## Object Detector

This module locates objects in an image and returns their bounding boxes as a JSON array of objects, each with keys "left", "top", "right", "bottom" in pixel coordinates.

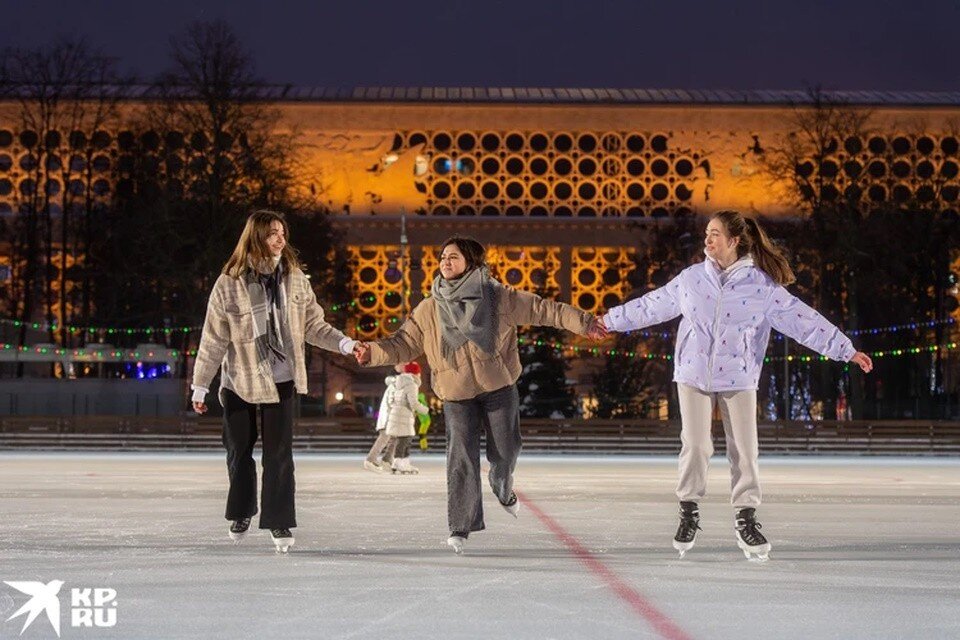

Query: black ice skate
[
  {"left": 500, "top": 492, "right": 520, "bottom": 518},
  {"left": 270, "top": 528, "right": 295, "bottom": 554},
  {"left": 672, "top": 501, "right": 701, "bottom": 558},
  {"left": 228, "top": 517, "right": 251, "bottom": 544},
  {"left": 734, "top": 508, "right": 771, "bottom": 561}
]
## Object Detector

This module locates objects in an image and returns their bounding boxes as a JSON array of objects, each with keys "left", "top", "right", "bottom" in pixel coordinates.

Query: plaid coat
[{"left": 192, "top": 268, "right": 350, "bottom": 404}]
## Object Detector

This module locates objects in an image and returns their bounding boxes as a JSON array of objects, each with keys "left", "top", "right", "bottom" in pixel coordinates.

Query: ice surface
[{"left": 0, "top": 452, "right": 958, "bottom": 639}]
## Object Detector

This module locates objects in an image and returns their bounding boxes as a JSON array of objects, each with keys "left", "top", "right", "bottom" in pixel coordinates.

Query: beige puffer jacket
[{"left": 367, "top": 285, "right": 592, "bottom": 401}]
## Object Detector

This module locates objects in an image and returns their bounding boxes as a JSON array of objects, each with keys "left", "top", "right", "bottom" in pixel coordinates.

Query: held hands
[
  {"left": 353, "top": 341, "right": 371, "bottom": 365},
  {"left": 850, "top": 351, "right": 873, "bottom": 373},
  {"left": 192, "top": 401, "right": 207, "bottom": 415},
  {"left": 586, "top": 315, "right": 609, "bottom": 341}
]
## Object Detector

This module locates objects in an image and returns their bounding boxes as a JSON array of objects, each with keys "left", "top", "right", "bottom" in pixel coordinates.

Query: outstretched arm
[
  {"left": 765, "top": 286, "right": 871, "bottom": 372},
  {"left": 602, "top": 274, "right": 682, "bottom": 333},
  {"left": 362, "top": 310, "right": 427, "bottom": 367},
  {"left": 501, "top": 287, "right": 594, "bottom": 336}
]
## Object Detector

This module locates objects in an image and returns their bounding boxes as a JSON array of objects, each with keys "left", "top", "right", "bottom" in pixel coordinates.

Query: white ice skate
[
  {"left": 228, "top": 517, "right": 251, "bottom": 544},
  {"left": 271, "top": 528, "right": 295, "bottom": 554},
  {"left": 734, "top": 508, "right": 770, "bottom": 562},
  {"left": 395, "top": 458, "right": 419, "bottom": 475},
  {"left": 363, "top": 459, "right": 384, "bottom": 473},
  {"left": 447, "top": 533, "right": 467, "bottom": 554}
]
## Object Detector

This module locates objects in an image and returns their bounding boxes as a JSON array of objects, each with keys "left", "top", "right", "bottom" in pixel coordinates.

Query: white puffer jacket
[
  {"left": 374, "top": 375, "right": 398, "bottom": 432},
  {"left": 602, "top": 255, "right": 857, "bottom": 393},
  {"left": 385, "top": 373, "right": 429, "bottom": 437}
]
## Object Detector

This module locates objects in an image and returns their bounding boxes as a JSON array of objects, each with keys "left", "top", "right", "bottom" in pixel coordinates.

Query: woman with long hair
[
  {"left": 191, "top": 210, "right": 360, "bottom": 553},
  {"left": 602, "top": 210, "right": 873, "bottom": 561},
  {"left": 356, "top": 235, "right": 606, "bottom": 554}
]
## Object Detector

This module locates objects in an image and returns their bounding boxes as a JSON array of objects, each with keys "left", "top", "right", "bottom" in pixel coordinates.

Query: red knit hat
[{"left": 403, "top": 362, "right": 421, "bottom": 375}]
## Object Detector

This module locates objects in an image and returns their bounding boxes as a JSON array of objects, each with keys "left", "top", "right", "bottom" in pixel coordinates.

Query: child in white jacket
[
  {"left": 363, "top": 365, "right": 403, "bottom": 473},
  {"left": 603, "top": 210, "right": 873, "bottom": 561},
  {"left": 384, "top": 362, "right": 430, "bottom": 474}
]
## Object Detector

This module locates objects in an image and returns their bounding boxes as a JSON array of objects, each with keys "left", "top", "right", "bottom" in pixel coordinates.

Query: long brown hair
[
  {"left": 222, "top": 210, "right": 299, "bottom": 278},
  {"left": 712, "top": 210, "right": 795, "bottom": 286}
]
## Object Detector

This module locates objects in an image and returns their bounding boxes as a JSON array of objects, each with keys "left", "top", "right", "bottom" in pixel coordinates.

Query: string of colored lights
[
  {"left": 515, "top": 337, "right": 960, "bottom": 362},
  {"left": 0, "top": 299, "right": 360, "bottom": 335},
  {"left": 2, "top": 313, "right": 954, "bottom": 339},
  {"left": 0, "top": 318, "right": 199, "bottom": 335},
  {"left": 0, "top": 343, "right": 181, "bottom": 358}
]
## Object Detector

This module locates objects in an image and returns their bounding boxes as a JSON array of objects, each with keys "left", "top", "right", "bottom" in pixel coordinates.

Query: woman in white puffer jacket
[
  {"left": 385, "top": 362, "right": 430, "bottom": 474},
  {"left": 602, "top": 210, "right": 873, "bottom": 561}
]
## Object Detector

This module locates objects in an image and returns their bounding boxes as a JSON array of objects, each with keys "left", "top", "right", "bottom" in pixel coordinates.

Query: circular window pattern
[
  {"left": 432, "top": 181, "right": 452, "bottom": 199},
  {"left": 505, "top": 132, "right": 525, "bottom": 152},
  {"left": 505, "top": 181, "right": 525, "bottom": 200},
  {"left": 553, "top": 156, "right": 573, "bottom": 176},
  {"left": 456, "top": 132, "right": 476, "bottom": 152},
  {"left": 432, "top": 132, "right": 452, "bottom": 151},
  {"left": 529, "top": 133, "right": 549, "bottom": 152},
  {"left": 480, "top": 156, "right": 500, "bottom": 175},
  {"left": 481, "top": 132, "right": 500, "bottom": 152}
]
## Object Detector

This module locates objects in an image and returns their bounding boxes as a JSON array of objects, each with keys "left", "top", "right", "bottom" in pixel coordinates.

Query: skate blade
[
  {"left": 672, "top": 538, "right": 696, "bottom": 558},
  {"left": 738, "top": 541, "right": 771, "bottom": 562},
  {"left": 272, "top": 539, "right": 295, "bottom": 554},
  {"left": 446, "top": 537, "right": 465, "bottom": 555},
  {"left": 228, "top": 531, "right": 247, "bottom": 544}
]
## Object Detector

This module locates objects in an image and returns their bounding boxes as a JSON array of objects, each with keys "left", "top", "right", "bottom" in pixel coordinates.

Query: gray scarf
[
  {"left": 431, "top": 267, "right": 499, "bottom": 361},
  {"left": 244, "top": 258, "right": 286, "bottom": 377}
]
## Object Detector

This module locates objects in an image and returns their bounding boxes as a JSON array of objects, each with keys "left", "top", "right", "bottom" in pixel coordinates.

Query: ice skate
[
  {"left": 734, "top": 508, "right": 771, "bottom": 562},
  {"left": 228, "top": 517, "right": 251, "bottom": 544},
  {"left": 500, "top": 491, "right": 520, "bottom": 518},
  {"left": 271, "top": 528, "right": 295, "bottom": 554},
  {"left": 394, "top": 457, "right": 419, "bottom": 475},
  {"left": 363, "top": 459, "right": 383, "bottom": 473},
  {"left": 447, "top": 531, "right": 468, "bottom": 554},
  {"left": 672, "top": 501, "right": 701, "bottom": 558}
]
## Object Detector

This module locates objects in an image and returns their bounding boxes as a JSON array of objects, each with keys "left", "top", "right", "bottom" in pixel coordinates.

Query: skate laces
[
  {"left": 736, "top": 516, "right": 766, "bottom": 545},
  {"left": 677, "top": 513, "right": 701, "bottom": 539},
  {"left": 271, "top": 528, "right": 292, "bottom": 538}
]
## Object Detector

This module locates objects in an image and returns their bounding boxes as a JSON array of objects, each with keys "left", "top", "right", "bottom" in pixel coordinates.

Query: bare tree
[
  {"left": 760, "top": 88, "right": 960, "bottom": 417},
  {"left": 86, "top": 21, "right": 351, "bottom": 374},
  {"left": 1, "top": 38, "right": 130, "bottom": 362}
]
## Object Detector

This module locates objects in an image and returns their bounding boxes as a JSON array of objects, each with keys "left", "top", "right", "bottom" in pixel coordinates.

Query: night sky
[{"left": 7, "top": 0, "right": 960, "bottom": 91}]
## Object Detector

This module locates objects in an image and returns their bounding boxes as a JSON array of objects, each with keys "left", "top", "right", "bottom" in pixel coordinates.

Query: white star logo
[{"left": 4, "top": 580, "right": 64, "bottom": 637}]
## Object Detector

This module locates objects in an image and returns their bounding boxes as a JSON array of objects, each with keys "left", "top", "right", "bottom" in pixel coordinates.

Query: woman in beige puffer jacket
[{"left": 356, "top": 235, "right": 606, "bottom": 554}]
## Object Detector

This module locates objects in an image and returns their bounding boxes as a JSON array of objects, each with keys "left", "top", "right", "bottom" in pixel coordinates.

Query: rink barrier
[{"left": 1, "top": 416, "right": 960, "bottom": 455}]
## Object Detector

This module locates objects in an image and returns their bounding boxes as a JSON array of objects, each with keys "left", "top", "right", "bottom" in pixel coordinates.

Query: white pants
[{"left": 675, "top": 383, "right": 760, "bottom": 508}]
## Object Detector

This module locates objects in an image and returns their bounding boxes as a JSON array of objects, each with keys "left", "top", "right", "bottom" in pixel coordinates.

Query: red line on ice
[{"left": 516, "top": 490, "right": 693, "bottom": 640}]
